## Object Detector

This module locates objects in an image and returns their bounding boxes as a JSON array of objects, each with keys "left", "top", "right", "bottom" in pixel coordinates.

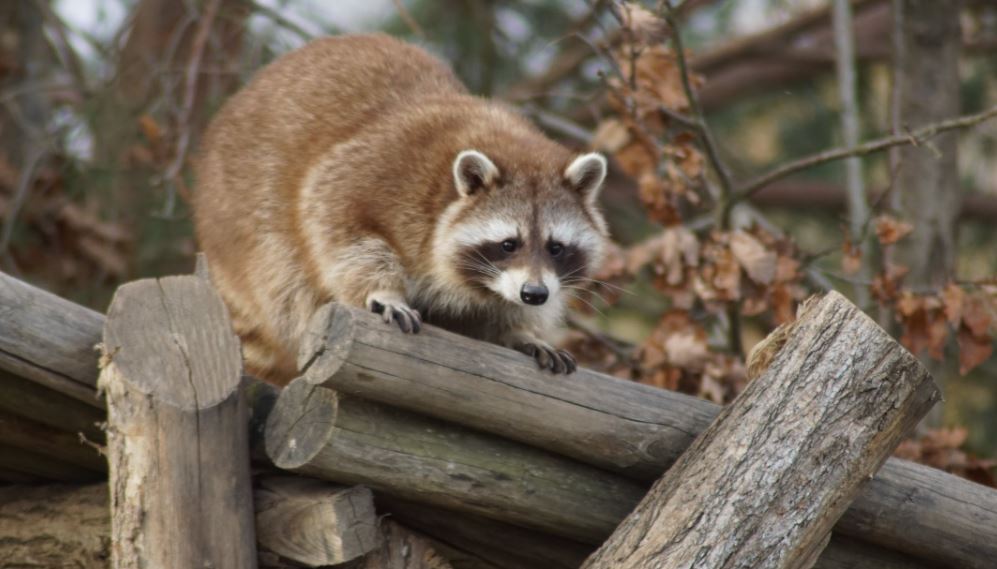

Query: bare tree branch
[{"left": 733, "top": 104, "right": 997, "bottom": 202}]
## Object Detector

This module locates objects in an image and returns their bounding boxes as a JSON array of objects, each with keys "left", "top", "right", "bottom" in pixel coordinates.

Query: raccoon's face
[{"left": 435, "top": 149, "right": 608, "bottom": 311}]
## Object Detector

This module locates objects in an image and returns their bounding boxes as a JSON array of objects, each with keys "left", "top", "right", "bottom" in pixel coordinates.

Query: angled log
[
  {"left": 378, "top": 497, "right": 592, "bottom": 569},
  {"left": 100, "top": 276, "right": 257, "bottom": 569},
  {"left": 0, "top": 272, "right": 994, "bottom": 568},
  {"left": 582, "top": 293, "right": 938, "bottom": 569},
  {"left": 255, "top": 475, "right": 380, "bottom": 566},
  {"left": 0, "top": 367, "right": 104, "bottom": 441},
  {"left": 265, "top": 378, "right": 646, "bottom": 543}
]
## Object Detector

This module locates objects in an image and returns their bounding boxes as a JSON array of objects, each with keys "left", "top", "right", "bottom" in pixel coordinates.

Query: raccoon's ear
[
  {"left": 453, "top": 150, "right": 500, "bottom": 197},
  {"left": 564, "top": 153, "right": 607, "bottom": 205}
]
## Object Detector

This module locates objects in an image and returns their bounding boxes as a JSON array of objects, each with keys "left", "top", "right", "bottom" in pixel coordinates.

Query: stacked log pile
[{"left": 0, "top": 268, "right": 995, "bottom": 568}]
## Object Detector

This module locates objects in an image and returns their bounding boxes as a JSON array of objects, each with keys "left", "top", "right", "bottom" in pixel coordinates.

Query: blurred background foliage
[{"left": 1, "top": 0, "right": 995, "bottom": 478}]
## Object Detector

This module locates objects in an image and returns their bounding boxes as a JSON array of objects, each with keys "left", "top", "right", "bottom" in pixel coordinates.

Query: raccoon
[{"left": 193, "top": 34, "right": 609, "bottom": 385}]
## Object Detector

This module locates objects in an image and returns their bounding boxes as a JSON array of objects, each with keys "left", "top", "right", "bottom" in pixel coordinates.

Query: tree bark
[
  {"left": 265, "top": 378, "right": 646, "bottom": 543},
  {"left": 255, "top": 475, "right": 380, "bottom": 566},
  {"left": 100, "top": 276, "right": 257, "bottom": 569},
  {"left": 351, "top": 521, "right": 455, "bottom": 569},
  {"left": 582, "top": 292, "right": 937, "bottom": 568}
]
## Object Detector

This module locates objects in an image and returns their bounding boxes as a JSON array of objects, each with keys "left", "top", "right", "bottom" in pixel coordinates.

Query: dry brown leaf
[
  {"left": 591, "top": 119, "right": 631, "bottom": 154},
  {"left": 621, "top": 2, "right": 669, "bottom": 45},
  {"left": 961, "top": 293, "right": 993, "bottom": 337},
  {"left": 875, "top": 215, "right": 914, "bottom": 246},
  {"left": 957, "top": 325, "right": 992, "bottom": 375},
  {"left": 942, "top": 283, "right": 965, "bottom": 326},
  {"left": 841, "top": 238, "right": 862, "bottom": 275},
  {"left": 730, "top": 230, "right": 777, "bottom": 285}
]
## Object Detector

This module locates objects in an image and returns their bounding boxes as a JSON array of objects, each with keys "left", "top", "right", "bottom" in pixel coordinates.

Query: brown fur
[{"left": 194, "top": 34, "right": 606, "bottom": 384}]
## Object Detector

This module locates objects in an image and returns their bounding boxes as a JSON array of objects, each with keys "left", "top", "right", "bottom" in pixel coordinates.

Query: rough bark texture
[
  {"left": 582, "top": 292, "right": 938, "bottom": 569},
  {"left": 255, "top": 476, "right": 380, "bottom": 566},
  {"left": 350, "top": 520, "right": 454, "bottom": 569},
  {"left": 378, "top": 497, "right": 592, "bottom": 569},
  {"left": 100, "top": 276, "right": 257, "bottom": 569},
  {"left": 0, "top": 483, "right": 110, "bottom": 569},
  {"left": 0, "top": 272, "right": 995, "bottom": 568},
  {"left": 265, "top": 379, "right": 646, "bottom": 543}
]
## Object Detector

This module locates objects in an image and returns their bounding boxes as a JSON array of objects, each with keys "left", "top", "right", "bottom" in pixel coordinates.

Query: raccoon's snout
[{"left": 520, "top": 283, "right": 549, "bottom": 305}]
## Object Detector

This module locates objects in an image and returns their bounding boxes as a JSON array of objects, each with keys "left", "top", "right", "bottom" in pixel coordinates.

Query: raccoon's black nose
[{"left": 521, "top": 283, "right": 549, "bottom": 305}]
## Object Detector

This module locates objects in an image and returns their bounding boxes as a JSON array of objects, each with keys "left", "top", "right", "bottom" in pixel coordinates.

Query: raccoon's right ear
[{"left": 453, "top": 150, "right": 499, "bottom": 197}]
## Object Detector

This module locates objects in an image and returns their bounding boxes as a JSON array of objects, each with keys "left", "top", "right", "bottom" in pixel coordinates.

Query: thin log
[
  {"left": 265, "top": 378, "right": 646, "bottom": 543},
  {"left": 351, "top": 520, "right": 454, "bottom": 569},
  {"left": 255, "top": 475, "right": 380, "bottom": 566},
  {"left": 582, "top": 293, "right": 938, "bottom": 568},
  {"left": 299, "top": 298, "right": 997, "bottom": 568},
  {"left": 0, "top": 272, "right": 993, "bottom": 568},
  {"left": 0, "top": 270, "right": 104, "bottom": 406},
  {"left": 378, "top": 497, "right": 592, "bottom": 569},
  {"left": 100, "top": 276, "right": 257, "bottom": 569},
  {"left": 0, "top": 442, "right": 101, "bottom": 482},
  {"left": 0, "top": 367, "right": 104, "bottom": 441},
  {"left": 0, "top": 483, "right": 110, "bottom": 569}
]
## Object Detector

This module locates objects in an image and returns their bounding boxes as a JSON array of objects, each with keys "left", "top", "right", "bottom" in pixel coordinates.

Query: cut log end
[
  {"left": 102, "top": 276, "right": 242, "bottom": 409},
  {"left": 265, "top": 379, "right": 339, "bottom": 469}
]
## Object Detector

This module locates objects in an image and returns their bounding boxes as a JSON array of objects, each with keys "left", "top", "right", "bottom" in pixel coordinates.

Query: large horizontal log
[
  {"left": 298, "top": 300, "right": 997, "bottom": 569},
  {"left": 265, "top": 378, "right": 646, "bottom": 543},
  {"left": 0, "top": 482, "right": 383, "bottom": 569},
  {"left": 582, "top": 293, "right": 938, "bottom": 568},
  {"left": 0, "top": 271, "right": 994, "bottom": 567},
  {"left": 0, "top": 410, "right": 105, "bottom": 474}
]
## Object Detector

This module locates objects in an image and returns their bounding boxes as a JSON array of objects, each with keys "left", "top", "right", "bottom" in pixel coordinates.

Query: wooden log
[
  {"left": 352, "top": 520, "right": 455, "bottom": 569},
  {"left": 0, "top": 367, "right": 104, "bottom": 441},
  {"left": 255, "top": 475, "right": 380, "bottom": 566},
  {"left": 378, "top": 497, "right": 592, "bottom": 569},
  {"left": 0, "top": 272, "right": 993, "bottom": 568},
  {"left": 299, "top": 298, "right": 997, "bottom": 569},
  {"left": 581, "top": 293, "right": 938, "bottom": 569},
  {"left": 0, "top": 410, "right": 105, "bottom": 474},
  {"left": 265, "top": 378, "right": 646, "bottom": 543},
  {"left": 0, "top": 483, "right": 110, "bottom": 568},
  {"left": 0, "top": 442, "right": 102, "bottom": 482},
  {"left": 100, "top": 276, "right": 257, "bottom": 569},
  {"left": 0, "top": 270, "right": 104, "bottom": 407}
]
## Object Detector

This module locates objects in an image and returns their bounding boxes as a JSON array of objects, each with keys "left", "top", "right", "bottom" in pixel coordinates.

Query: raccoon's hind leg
[{"left": 320, "top": 237, "right": 422, "bottom": 334}]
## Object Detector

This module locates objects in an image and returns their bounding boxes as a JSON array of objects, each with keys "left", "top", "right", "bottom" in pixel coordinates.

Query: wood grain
[
  {"left": 582, "top": 293, "right": 938, "bottom": 568},
  {"left": 265, "top": 378, "right": 647, "bottom": 543},
  {"left": 100, "top": 276, "right": 257, "bottom": 569},
  {"left": 255, "top": 475, "right": 380, "bottom": 566}
]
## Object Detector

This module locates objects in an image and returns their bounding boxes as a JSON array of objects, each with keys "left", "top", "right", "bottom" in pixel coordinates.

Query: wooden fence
[{"left": 0, "top": 266, "right": 995, "bottom": 568}]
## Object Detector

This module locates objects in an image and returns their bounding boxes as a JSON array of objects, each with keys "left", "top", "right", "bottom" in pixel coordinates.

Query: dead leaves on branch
[{"left": 896, "top": 428, "right": 996, "bottom": 487}]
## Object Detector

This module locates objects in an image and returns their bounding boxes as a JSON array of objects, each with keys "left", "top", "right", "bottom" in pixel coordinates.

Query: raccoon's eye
[
  {"left": 501, "top": 239, "right": 518, "bottom": 253},
  {"left": 548, "top": 241, "right": 565, "bottom": 257}
]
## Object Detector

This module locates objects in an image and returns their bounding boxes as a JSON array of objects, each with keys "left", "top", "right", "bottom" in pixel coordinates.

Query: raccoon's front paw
[
  {"left": 366, "top": 292, "right": 422, "bottom": 334},
  {"left": 513, "top": 341, "right": 577, "bottom": 374}
]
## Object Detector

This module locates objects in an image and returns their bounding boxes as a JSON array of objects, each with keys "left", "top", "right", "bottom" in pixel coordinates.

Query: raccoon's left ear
[
  {"left": 453, "top": 150, "right": 500, "bottom": 197},
  {"left": 564, "top": 153, "right": 607, "bottom": 205}
]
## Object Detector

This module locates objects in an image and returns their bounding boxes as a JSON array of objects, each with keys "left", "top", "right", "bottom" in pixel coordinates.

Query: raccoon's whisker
[
  {"left": 562, "top": 290, "right": 606, "bottom": 317},
  {"left": 560, "top": 285, "right": 609, "bottom": 305},
  {"left": 563, "top": 277, "right": 633, "bottom": 295}
]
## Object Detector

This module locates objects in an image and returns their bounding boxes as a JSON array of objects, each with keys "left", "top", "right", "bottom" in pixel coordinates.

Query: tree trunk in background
[
  {"left": 0, "top": 0, "right": 48, "bottom": 168},
  {"left": 90, "top": 0, "right": 248, "bottom": 273},
  {"left": 893, "top": 0, "right": 962, "bottom": 429}
]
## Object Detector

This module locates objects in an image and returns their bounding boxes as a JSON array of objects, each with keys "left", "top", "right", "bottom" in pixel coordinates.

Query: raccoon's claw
[
  {"left": 515, "top": 342, "right": 577, "bottom": 375},
  {"left": 368, "top": 296, "right": 422, "bottom": 334}
]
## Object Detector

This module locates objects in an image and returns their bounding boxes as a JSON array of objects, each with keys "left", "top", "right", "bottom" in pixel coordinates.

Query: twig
[
  {"left": 162, "top": 0, "right": 222, "bottom": 215},
  {"left": 734, "top": 104, "right": 997, "bottom": 202},
  {"left": 661, "top": 6, "right": 735, "bottom": 224},
  {"left": 248, "top": 0, "right": 314, "bottom": 42},
  {"left": 392, "top": 0, "right": 426, "bottom": 39}
]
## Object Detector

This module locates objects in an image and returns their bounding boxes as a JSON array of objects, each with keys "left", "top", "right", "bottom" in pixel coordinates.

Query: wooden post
[
  {"left": 0, "top": 272, "right": 995, "bottom": 569},
  {"left": 255, "top": 475, "right": 380, "bottom": 566},
  {"left": 581, "top": 293, "right": 938, "bottom": 569},
  {"left": 100, "top": 276, "right": 258, "bottom": 569},
  {"left": 265, "top": 378, "right": 647, "bottom": 543}
]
